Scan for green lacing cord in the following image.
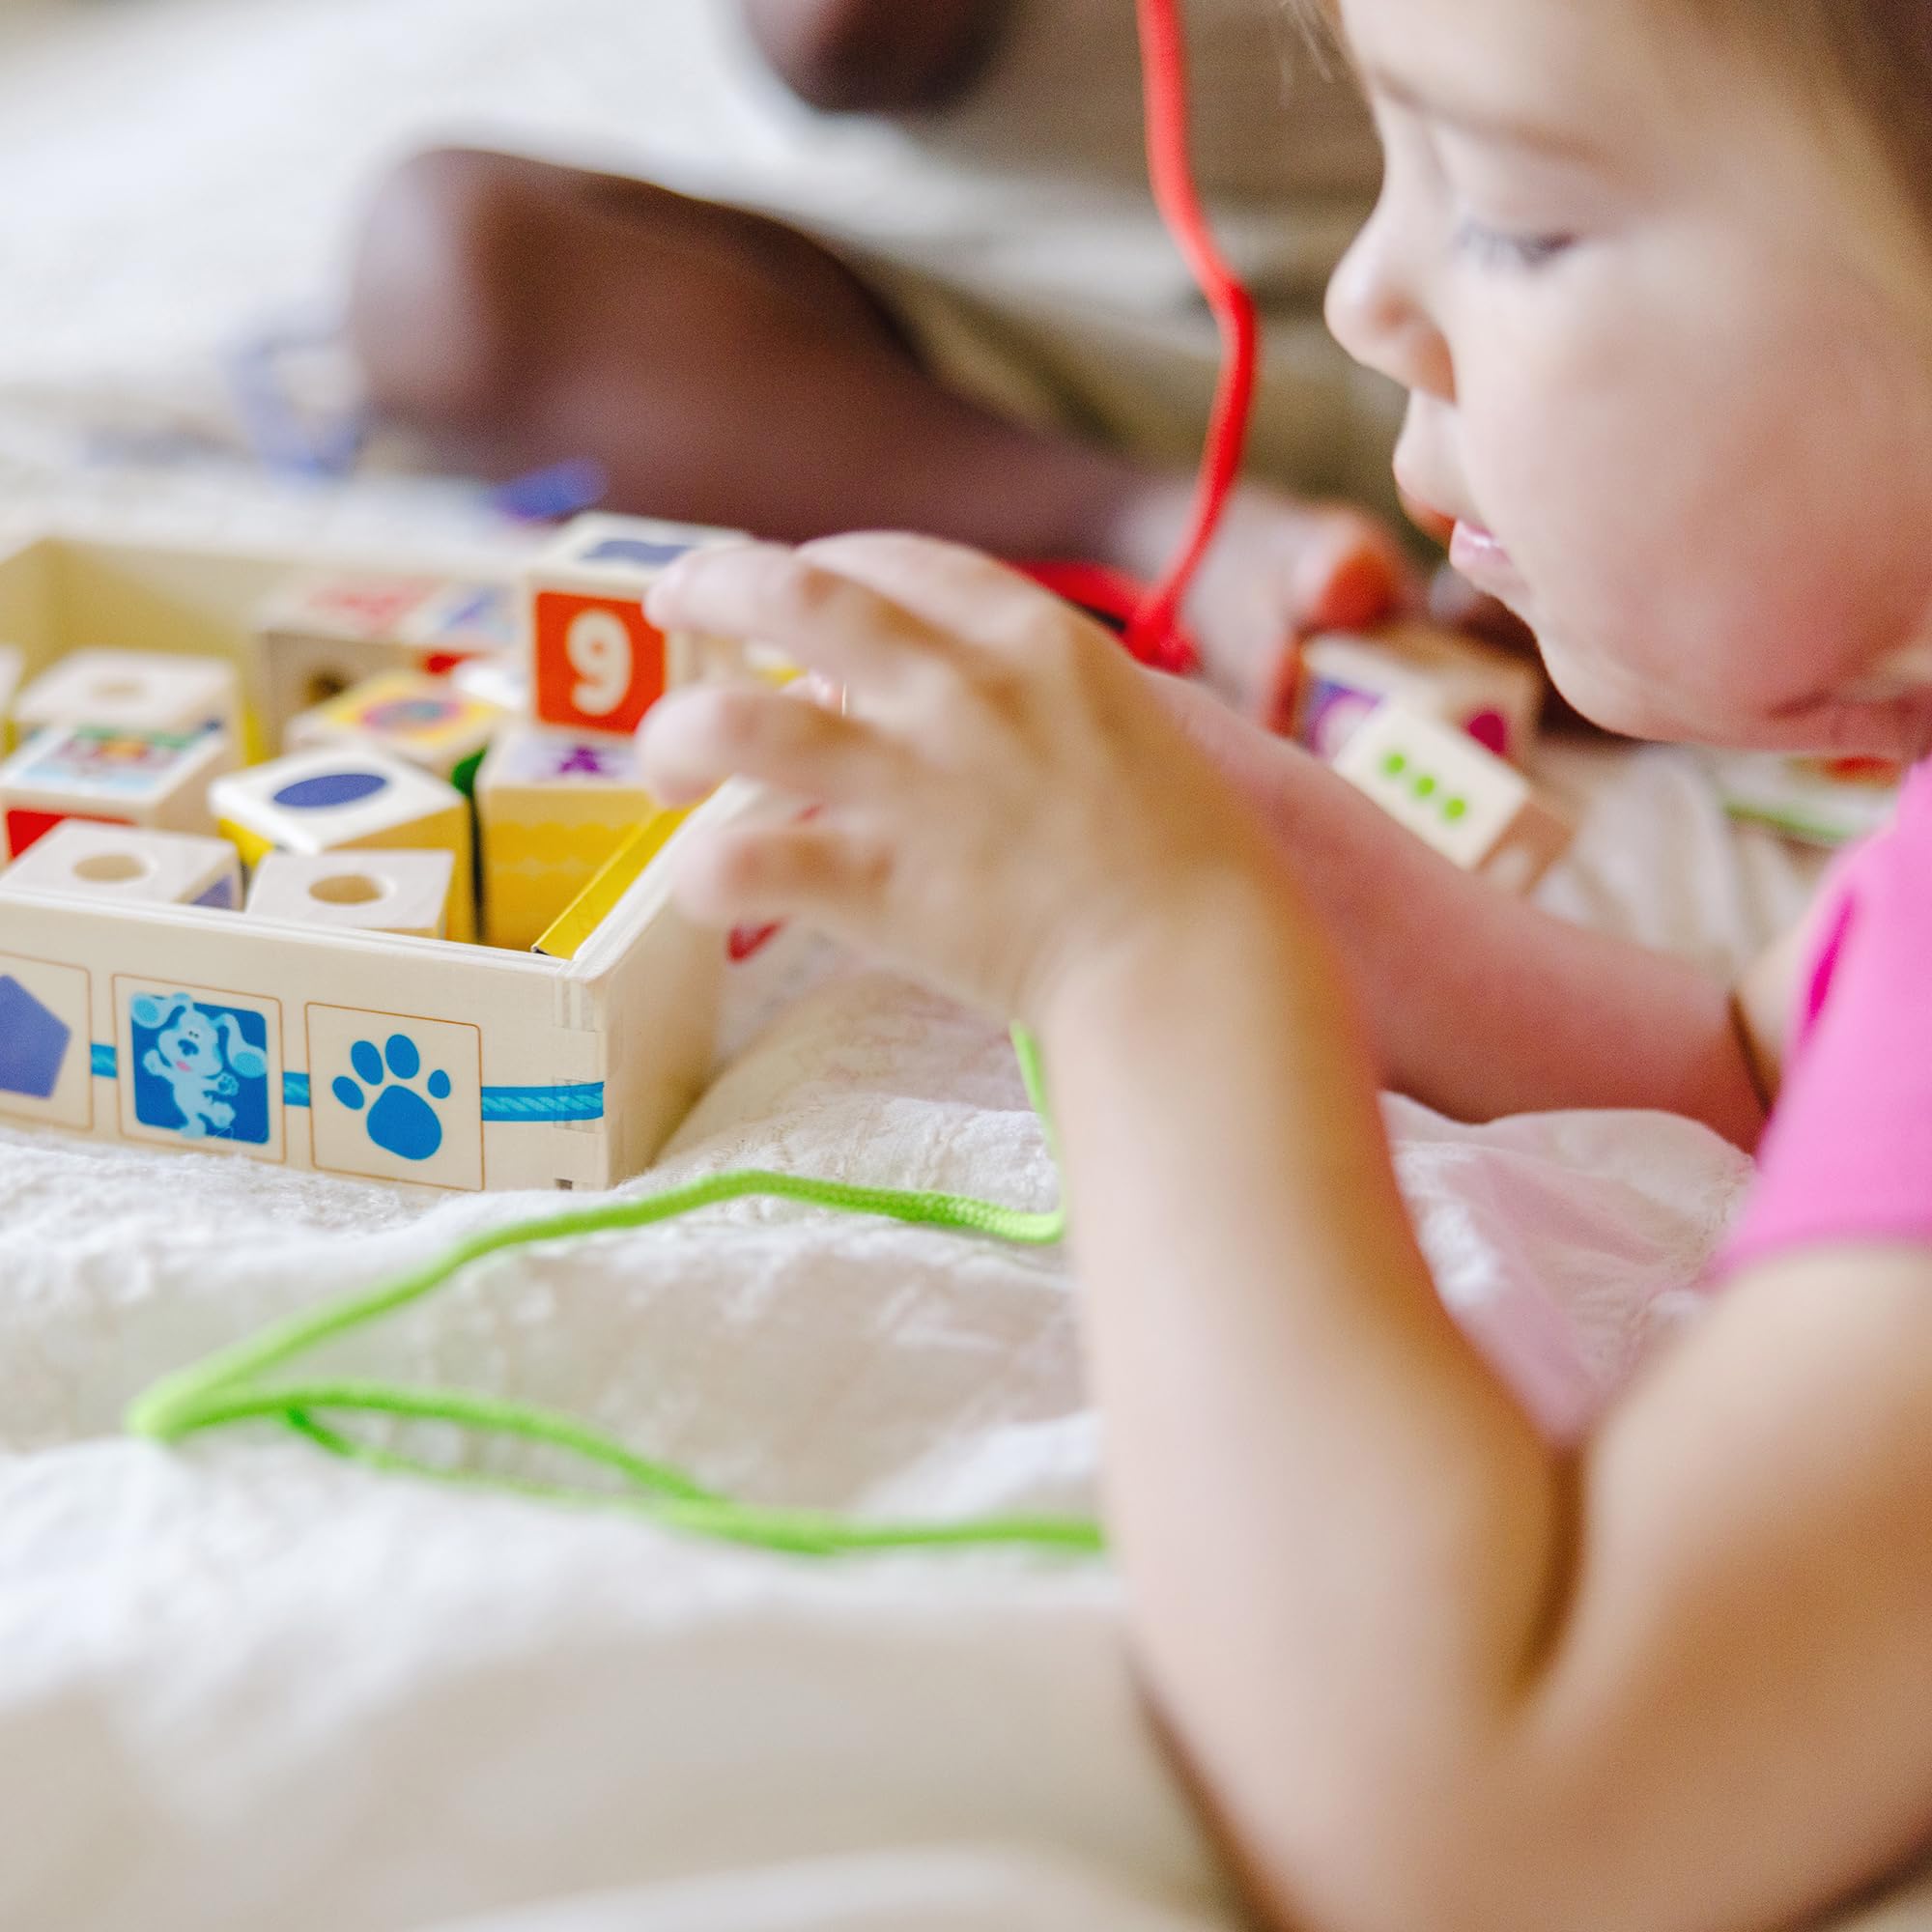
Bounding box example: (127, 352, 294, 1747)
(125, 1028, 1103, 1558)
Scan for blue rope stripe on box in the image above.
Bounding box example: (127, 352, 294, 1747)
(92, 1051, 601, 1123)
(480, 1084, 605, 1122)
(281, 1077, 604, 1122)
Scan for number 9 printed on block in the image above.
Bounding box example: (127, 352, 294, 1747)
(526, 514, 744, 734)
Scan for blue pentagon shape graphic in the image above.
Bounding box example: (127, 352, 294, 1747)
(0, 974, 73, 1101)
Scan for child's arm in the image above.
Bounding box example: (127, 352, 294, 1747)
(1731, 912, 1812, 1106)
(1048, 902, 1932, 1932)
(1147, 672, 1769, 1146)
(640, 536, 1930, 1932)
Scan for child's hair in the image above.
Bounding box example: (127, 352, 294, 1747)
(1298, 0, 1932, 272)
(1719, 3, 1932, 248)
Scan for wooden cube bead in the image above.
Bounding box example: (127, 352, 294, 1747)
(0, 723, 239, 859)
(526, 513, 744, 735)
(404, 580, 521, 666)
(451, 652, 529, 715)
(1295, 623, 1544, 766)
(476, 724, 657, 951)
(13, 647, 242, 746)
(211, 747, 474, 941)
(1331, 701, 1572, 894)
(1, 821, 242, 909)
(253, 571, 516, 743)
(286, 671, 503, 794)
(244, 849, 454, 940)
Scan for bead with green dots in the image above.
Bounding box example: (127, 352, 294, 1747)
(1378, 746, 1470, 826)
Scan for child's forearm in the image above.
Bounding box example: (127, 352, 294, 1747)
(1151, 676, 1769, 1147)
(1039, 877, 1572, 1926)
(1040, 879, 1932, 1932)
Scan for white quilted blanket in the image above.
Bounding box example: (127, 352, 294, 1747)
(8, 0, 1930, 1924)
(0, 808, 1799, 1932)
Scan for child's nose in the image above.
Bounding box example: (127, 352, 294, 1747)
(1325, 209, 1455, 404)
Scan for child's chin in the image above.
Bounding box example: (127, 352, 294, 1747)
(1536, 645, 1662, 742)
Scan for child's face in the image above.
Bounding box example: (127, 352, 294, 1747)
(1326, 0, 1932, 755)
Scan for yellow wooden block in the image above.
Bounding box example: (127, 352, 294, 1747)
(533, 803, 692, 960)
(476, 724, 661, 951)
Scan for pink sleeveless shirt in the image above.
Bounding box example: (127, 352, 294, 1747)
(1721, 760, 1932, 1269)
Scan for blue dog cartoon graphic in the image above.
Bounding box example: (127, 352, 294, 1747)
(131, 993, 270, 1140)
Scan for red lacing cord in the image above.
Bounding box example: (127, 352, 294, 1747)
(1021, 0, 1260, 678)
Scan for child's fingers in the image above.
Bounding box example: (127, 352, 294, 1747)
(797, 531, 1081, 660)
(645, 542, 971, 693)
(1292, 516, 1409, 635)
(639, 684, 908, 806)
(672, 820, 890, 935)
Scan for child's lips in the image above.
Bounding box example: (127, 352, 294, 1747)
(1449, 521, 1528, 600)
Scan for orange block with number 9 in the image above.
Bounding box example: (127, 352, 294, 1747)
(525, 513, 750, 735)
(532, 589, 667, 734)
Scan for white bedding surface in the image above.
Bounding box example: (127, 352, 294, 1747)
(4, 2, 1927, 1926)
(0, 945, 1753, 1932)
(0, 805, 1853, 1932)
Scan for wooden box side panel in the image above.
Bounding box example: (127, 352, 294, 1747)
(566, 785, 762, 1187)
(0, 534, 518, 755)
(50, 540, 286, 675)
(0, 539, 61, 682)
(581, 894, 724, 1189)
(0, 895, 608, 1193)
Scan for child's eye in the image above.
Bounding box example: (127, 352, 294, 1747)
(1453, 219, 1576, 272)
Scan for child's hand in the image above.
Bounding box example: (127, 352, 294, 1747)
(639, 533, 1289, 1023)
(1109, 477, 1414, 727)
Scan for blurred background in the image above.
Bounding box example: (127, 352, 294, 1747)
(0, 0, 1393, 565)
(0, 0, 836, 552)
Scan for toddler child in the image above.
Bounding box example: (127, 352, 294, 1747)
(631, 0, 1932, 1926)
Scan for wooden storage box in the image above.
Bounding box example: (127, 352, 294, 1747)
(0, 530, 726, 1193)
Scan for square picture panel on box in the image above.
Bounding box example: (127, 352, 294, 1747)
(116, 978, 284, 1159)
(0, 953, 93, 1130)
(305, 1005, 483, 1190)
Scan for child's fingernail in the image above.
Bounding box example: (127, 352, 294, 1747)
(643, 565, 689, 621)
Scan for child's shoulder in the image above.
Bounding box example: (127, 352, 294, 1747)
(1801, 760, 1932, 1021)
(1720, 759, 1932, 1273)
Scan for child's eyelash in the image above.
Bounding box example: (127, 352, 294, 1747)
(1453, 220, 1576, 271)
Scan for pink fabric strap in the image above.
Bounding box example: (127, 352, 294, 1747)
(1721, 760, 1932, 1271)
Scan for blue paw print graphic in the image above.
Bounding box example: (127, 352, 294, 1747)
(332, 1034, 451, 1162)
